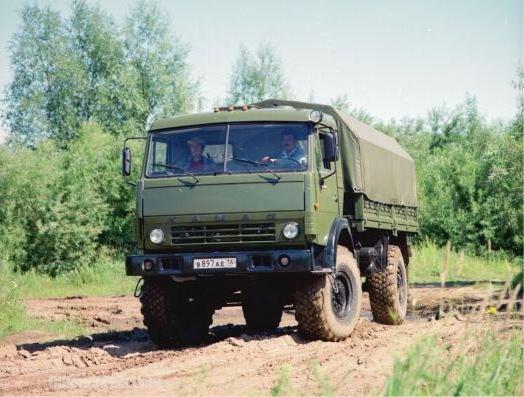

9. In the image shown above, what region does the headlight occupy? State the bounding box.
[283,222,299,239]
[149,228,164,244]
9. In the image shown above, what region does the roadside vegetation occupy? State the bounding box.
[270,359,334,396]
[384,326,524,396]
[267,324,524,396]
[0,256,134,339]
[410,239,520,284]
[14,257,135,300]
[0,267,85,340]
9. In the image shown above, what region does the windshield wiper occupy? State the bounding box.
[151,163,199,183]
[230,157,281,180]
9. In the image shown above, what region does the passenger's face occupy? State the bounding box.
[189,142,203,159]
[282,134,295,153]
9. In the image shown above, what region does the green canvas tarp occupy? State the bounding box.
[252,100,417,208]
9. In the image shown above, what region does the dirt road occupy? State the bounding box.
[0,284,503,395]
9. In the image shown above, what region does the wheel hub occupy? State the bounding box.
[331,275,350,318]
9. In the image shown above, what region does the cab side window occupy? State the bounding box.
[318,134,332,170]
[314,135,322,170]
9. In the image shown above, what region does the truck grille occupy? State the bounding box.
[171,223,276,244]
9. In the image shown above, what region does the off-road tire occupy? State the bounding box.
[368,245,408,325]
[242,286,283,333]
[140,279,214,348]
[295,246,362,341]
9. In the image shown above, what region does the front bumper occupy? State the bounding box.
[126,249,313,276]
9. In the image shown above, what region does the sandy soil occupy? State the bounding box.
[0,284,508,396]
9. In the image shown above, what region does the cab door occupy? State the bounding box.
[317,132,339,214]
[312,131,340,244]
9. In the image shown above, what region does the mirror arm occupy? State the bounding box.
[124,136,147,146]
[320,169,337,186]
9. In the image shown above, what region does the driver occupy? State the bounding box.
[184,136,215,172]
[261,131,307,165]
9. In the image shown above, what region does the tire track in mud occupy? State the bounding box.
[0,285,498,396]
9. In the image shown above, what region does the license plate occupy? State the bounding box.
[193,257,237,269]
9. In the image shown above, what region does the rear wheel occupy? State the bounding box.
[368,245,408,325]
[295,246,362,341]
[242,285,283,333]
[140,279,214,348]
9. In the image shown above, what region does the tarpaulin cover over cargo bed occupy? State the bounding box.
[252,100,417,207]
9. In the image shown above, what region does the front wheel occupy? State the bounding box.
[242,285,283,333]
[368,245,408,325]
[295,246,362,341]
[140,279,214,348]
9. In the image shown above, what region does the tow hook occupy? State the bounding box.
[134,277,144,298]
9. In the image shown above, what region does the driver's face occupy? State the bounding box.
[189,142,203,159]
[282,134,295,153]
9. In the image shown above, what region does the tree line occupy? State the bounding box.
[0,0,522,275]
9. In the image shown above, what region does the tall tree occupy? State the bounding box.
[68,0,147,135]
[68,0,131,133]
[510,65,523,139]
[123,0,198,129]
[227,43,289,105]
[3,5,84,145]
[3,1,199,146]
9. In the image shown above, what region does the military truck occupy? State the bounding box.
[122,99,418,347]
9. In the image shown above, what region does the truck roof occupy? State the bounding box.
[149,107,335,131]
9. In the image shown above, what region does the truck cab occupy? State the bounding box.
[123,100,417,347]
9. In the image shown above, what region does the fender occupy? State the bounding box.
[322,217,355,269]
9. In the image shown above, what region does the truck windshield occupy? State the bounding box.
[145,122,309,177]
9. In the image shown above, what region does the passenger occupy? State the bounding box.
[261,131,307,165]
[184,137,215,172]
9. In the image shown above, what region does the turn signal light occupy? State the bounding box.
[278,255,290,267]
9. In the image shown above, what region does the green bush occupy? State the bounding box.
[0,123,135,275]
[379,97,523,255]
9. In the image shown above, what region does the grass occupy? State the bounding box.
[0,268,85,340]
[14,257,136,299]
[0,255,135,341]
[270,364,292,396]
[269,358,334,396]
[310,358,335,396]
[383,326,524,396]
[409,239,520,284]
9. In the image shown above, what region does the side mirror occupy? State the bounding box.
[122,147,132,176]
[323,132,337,162]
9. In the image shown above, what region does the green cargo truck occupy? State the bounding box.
[122,99,418,347]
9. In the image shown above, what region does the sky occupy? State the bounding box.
[0,0,522,142]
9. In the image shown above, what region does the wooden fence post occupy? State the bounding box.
[440,240,451,288]
[456,250,464,277]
